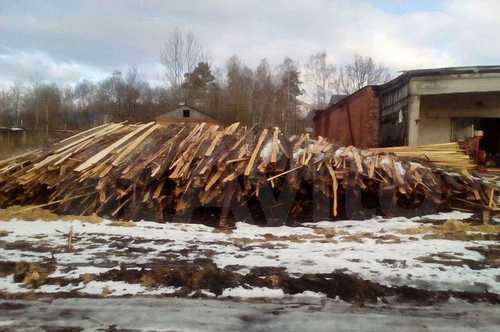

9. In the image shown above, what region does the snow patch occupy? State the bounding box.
[222,287,285,298]
[291,290,327,298]
[79,281,146,296]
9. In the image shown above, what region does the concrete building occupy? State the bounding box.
[379,66,500,151]
[156,103,219,125]
[314,66,500,157]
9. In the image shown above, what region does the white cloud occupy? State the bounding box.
[0,46,105,84]
[0,0,497,85]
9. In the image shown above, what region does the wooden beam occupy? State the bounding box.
[244,129,268,176]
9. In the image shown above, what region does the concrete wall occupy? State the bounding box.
[313,86,379,148]
[416,116,452,145]
[406,75,500,146]
[416,91,500,145]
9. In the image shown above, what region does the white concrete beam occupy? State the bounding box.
[407,95,420,146]
[410,75,500,95]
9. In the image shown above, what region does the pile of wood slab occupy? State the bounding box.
[0,122,497,225]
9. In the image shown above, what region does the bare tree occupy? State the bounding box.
[305,52,336,107]
[277,58,302,134]
[252,59,274,125]
[160,28,205,89]
[335,54,391,94]
[225,55,254,124]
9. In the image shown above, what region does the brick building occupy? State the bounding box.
[313,86,379,148]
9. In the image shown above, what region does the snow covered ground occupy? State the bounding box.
[0,211,499,298]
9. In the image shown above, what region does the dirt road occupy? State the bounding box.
[0,297,499,332]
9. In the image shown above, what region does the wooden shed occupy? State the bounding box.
[156,104,219,125]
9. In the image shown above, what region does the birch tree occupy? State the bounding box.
[335,54,390,94]
[160,28,205,89]
[306,52,336,107]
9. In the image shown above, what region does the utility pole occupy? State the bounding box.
[45,103,49,137]
[14,88,19,127]
[286,71,290,135]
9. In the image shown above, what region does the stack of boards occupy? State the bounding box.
[369,143,475,169]
[0,122,495,225]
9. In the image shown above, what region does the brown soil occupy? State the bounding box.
[0,258,498,305]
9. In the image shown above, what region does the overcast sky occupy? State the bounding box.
[0,0,499,88]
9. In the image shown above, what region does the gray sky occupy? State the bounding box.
[0,0,499,87]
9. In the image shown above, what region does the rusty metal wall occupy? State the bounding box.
[313,86,379,148]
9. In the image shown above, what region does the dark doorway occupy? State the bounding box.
[479,118,500,157]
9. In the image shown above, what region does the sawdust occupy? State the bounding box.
[399,219,500,237]
[12,262,56,288]
[101,286,112,297]
[0,206,59,222]
[81,273,95,283]
[140,274,157,288]
[62,214,103,224]
[262,233,323,243]
[313,227,346,238]
[109,220,136,227]
[0,206,103,224]
[340,232,374,243]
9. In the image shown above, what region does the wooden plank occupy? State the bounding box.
[271,127,279,163]
[205,167,225,191]
[205,131,223,157]
[325,161,338,217]
[489,188,495,208]
[75,122,155,172]
[267,165,303,181]
[244,129,268,176]
[55,123,123,154]
[58,123,112,143]
[112,124,159,166]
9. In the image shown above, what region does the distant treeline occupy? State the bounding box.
[0,30,390,135]
[0,58,306,134]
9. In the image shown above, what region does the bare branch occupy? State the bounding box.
[335,54,391,95]
[305,52,336,107]
[160,28,205,89]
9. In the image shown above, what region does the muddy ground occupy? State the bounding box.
[1,297,499,332]
[0,209,499,331]
[0,258,499,306]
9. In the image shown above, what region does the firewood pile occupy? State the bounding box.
[0,122,497,225]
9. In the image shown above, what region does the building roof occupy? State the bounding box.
[312,85,376,121]
[329,94,347,105]
[156,104,216,120]
[379,65,500,92]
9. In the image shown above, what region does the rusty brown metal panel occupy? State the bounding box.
[313,86,381,148]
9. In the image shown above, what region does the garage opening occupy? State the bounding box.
[453,118,500,166]
[479,118,500,165]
